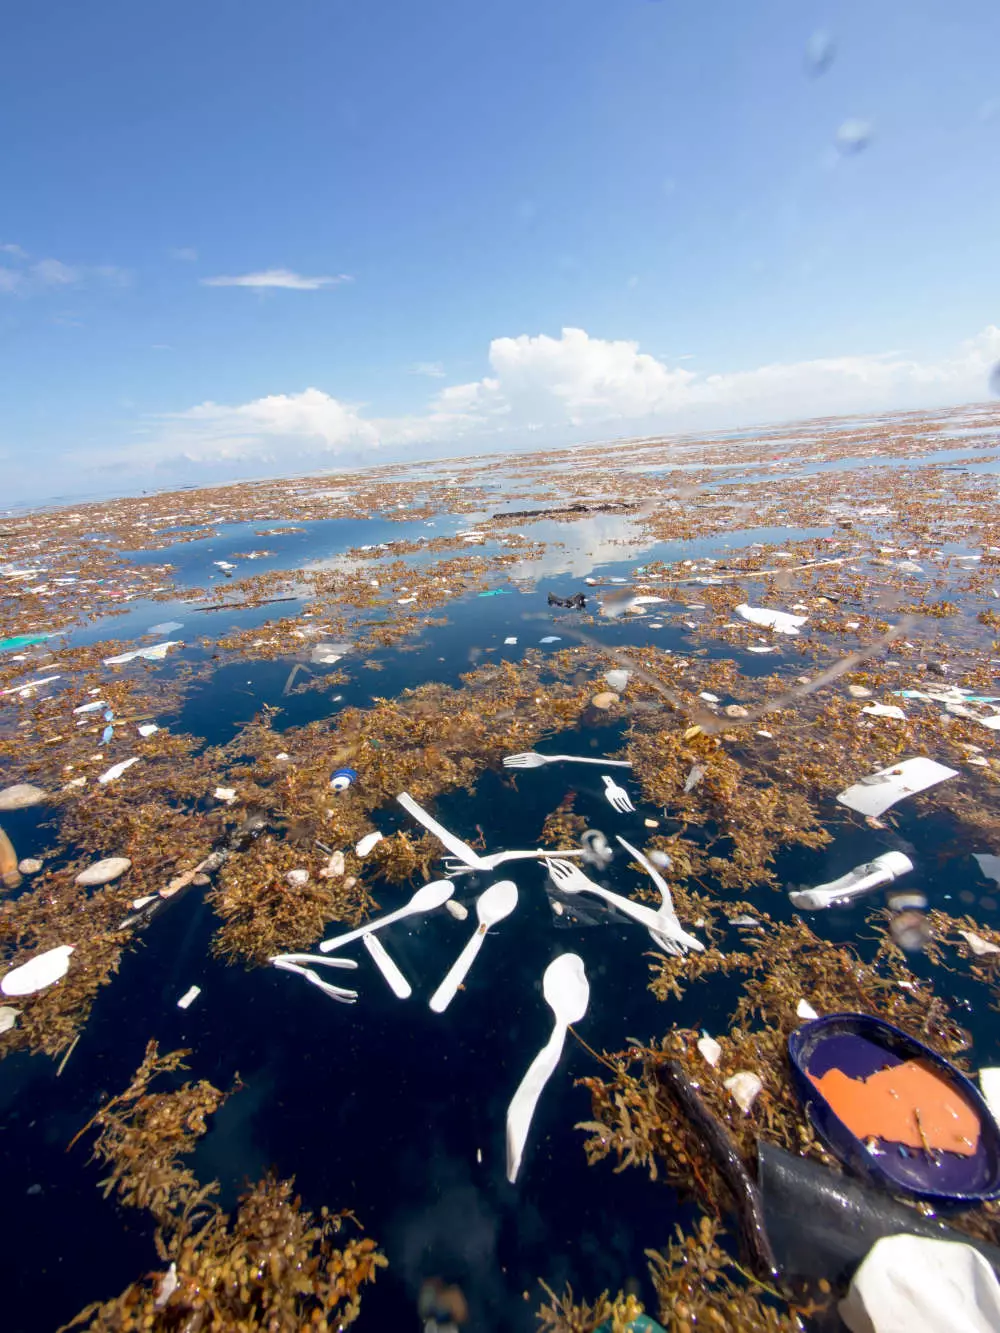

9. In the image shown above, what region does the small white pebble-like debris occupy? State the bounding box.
[0,1006,19,1033]
[355,831,384,858]
[797,999,819,1020]
[319,850,345,878]
[724,1071,763,1114]
[137,723,159,738]
[590,691,619,710]
[213,786,237,804]
[176,986,200,1010]
[155,1263,179,1309]
[605,669,631,692]
[1,944,75,997]
[286,869,310,888]
[445,899,469,921]
[861,703,906,720]
[959,930,1000,958]
[504,636,518,645]
[724,704,749,718]
[847,684,871,697]
[699,692,720,704]
[76,857,132,887]
[17,858,42,875]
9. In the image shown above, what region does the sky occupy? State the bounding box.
[1,0,998,506]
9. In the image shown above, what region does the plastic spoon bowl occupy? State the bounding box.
[319,879,453,953]
[429,879,518,1013]
[506,953,590,1183]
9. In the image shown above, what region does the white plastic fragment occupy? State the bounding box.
[604,669,631,692]
[797,999,819,1020]
[154,1263,179,1309]
[980,1068,1000,1124]
[540,636,561,643]
[73,700,107,714]
[735,604,807,635]
[355,831,384,858]
[789,851,913,911]
[958,930,1000,958]
[724,1070,763,1114]
[319,850,345,879]
[76,857,132,887]
[837,757,958,817]
[839,1235,1000,1333]
[137,724,159,737]
[18,858,42,875]
[213,786,237,804]
[699,692,720,703]
[286,869,310,887]
[177,985,201,1010]
[0,783,48,811]
[0,1005,19,1033]
[1,944,74,996]
[445,899,469,921]
[697,1035,722,1067]
[504,636,518,645]
[98,757,140,785]
[103,641,181,665]
[861,703,906,721]
[746,645,779,654]
[974,853,1000,885]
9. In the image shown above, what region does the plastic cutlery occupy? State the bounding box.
[545,859,704,952]
[503,751,633,769]
[788,850,913,911]
[430,880,518,1012]
[318,879,453,953]
[397,792,485,867]
[506,954,589,1183]
[615,835,685,956]
[270,953,359,1004]
[362,933,412,999]
[601,774,635,814]
[440,848,585,877]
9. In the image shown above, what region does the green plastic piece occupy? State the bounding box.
[0,634,52,653]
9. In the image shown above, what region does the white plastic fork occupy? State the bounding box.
[270,953,359,1004]
[503,751,633,769]
[544,858,704,952]
[398,791,584,875]
[601,774,635,814]
[615,835,685,956]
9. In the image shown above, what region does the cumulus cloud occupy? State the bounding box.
[201,269,352,290]
[84,324,1000,474]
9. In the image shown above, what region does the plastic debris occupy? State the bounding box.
[590,691,619,710]
[974,854,1000,886]
[788,851,913,911]
[547,591,586,609]
[355,831,384,858]
[75,857,132,887]
[430,879,518,1013]
[285,869,310,888]
[177,985,201,1010]
[503,636,518,645]
[1,944,75,996]
[320,879,454,953]
[0,783,48,811]
[103,640,182,666]
[0,1006,18,1033]
[837,757,958,817]
[604,669,631,692]
[0,826,20,890]
[959,930,1000,958]
[735,603,807,635]
[154,1263,179,1309]
[137,723,159,737]
[445,899,469,922]
[0,634,53,652]
[362,933,412,999]
[539,635,561,644]
[683,763,706,794]
[319,850,345,879]
[746,645,779,654]
[213,786,237,804]
[329,767,358,791]
[697,1034,722,1067]
[506,954,589,1183]
[724,1070,763,1114]
[724,704,749,718]
[861,703,906,720]
[797,999,819,1020]
[96,757,140,785]
[601,774,635,813]
[847,684,872,698]
[73,700,107,714]
[839,1234,1000,1333]
[270,953,359,1004]
[980,1069,1000,1124]
[17,858,42,875]
[148,621,184,635]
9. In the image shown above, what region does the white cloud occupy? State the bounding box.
[83,324,1000,473]
[0,242,28,259]
[0,253,131,296]
[33,258,78,285]
[201,268,352,290]
[169,247,199,262]
[0,268,22,293]
[410,361,446,378]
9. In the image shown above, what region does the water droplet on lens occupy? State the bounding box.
[805,30,835,76]
[988,361,1000,398]
[836,119,873,154]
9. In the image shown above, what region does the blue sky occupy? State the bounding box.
[1,0,998,504]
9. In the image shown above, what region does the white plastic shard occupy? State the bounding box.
[735,603,807,635]
[604,669,631,692]
[1,944,74,996]
[98,757,140,785]
[861,703,907,721]
[959,930,1000,958]
[697,1035,722,1066]
[788,851,913,911]
[839,1235,1000,1333]
[506,954,590,1183]
[355,831,384,858]
[980,1068,1000,1125]
[836,757,958,817]
[797,999,819,1020]
[177,985,201,1009]
[362,933,412,999]
[103,641,182,666]
[724,1070,763,1114]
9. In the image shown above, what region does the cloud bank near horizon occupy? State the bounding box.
[78,323,1000,478]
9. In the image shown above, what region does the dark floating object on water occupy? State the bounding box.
[547,591,587,609]
[758,1140,1000,1286]
[789,1014,1000,1206]
[655,1059,780,1282]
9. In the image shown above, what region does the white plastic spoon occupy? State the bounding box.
[363,933,412,999]
[429,879,518,1013]
[1,943,75,996]
[506,953,589,1184]
[318,879,454,953]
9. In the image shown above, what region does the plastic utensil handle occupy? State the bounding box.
[363,933,412,999]
[318,903,412,953]
[397,792,483,867]
[506,1021,567,1183]
[429,927,486,1013]
[551,755,632,767]
[588,884,704,950]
